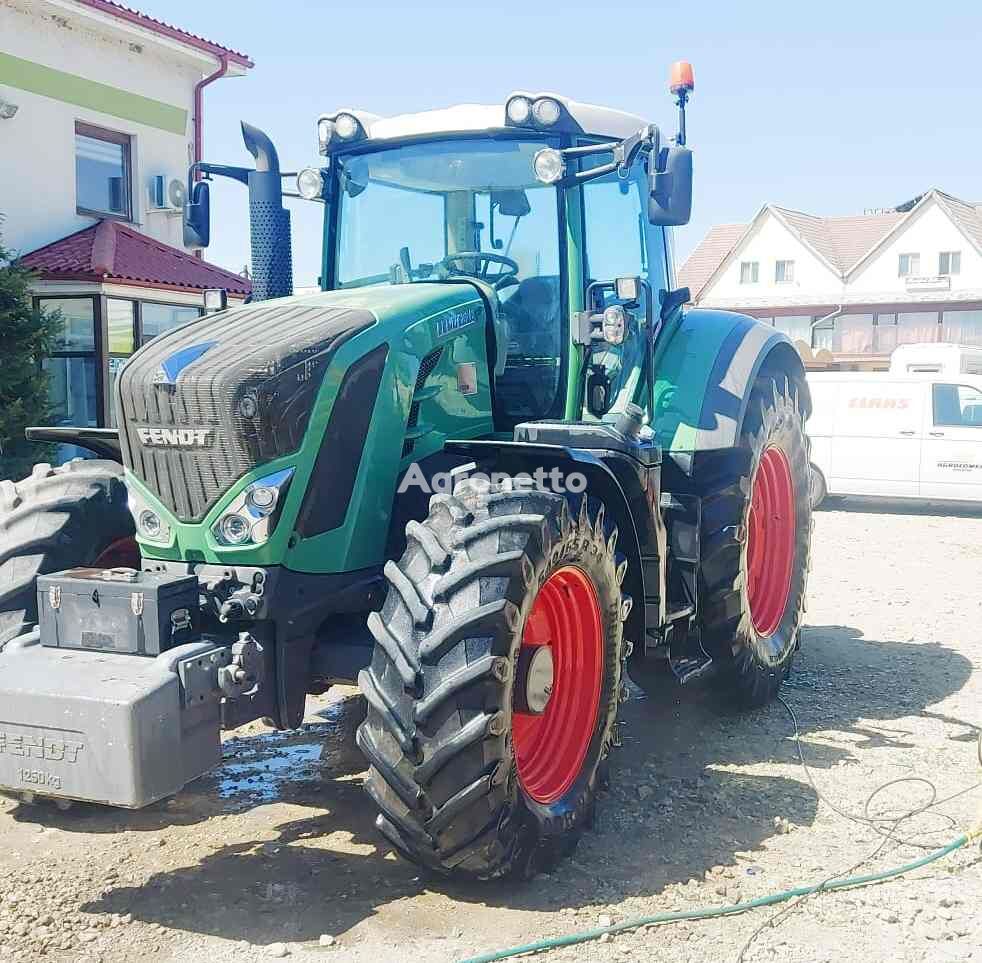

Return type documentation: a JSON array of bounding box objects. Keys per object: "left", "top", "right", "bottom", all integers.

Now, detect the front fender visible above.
[
  {"left": 651, "top": 309, "right": 809, "bottom": 454},
  {"left": 443, "top": 439, "right": 650, "bottom": 655},
  {"left": 25, "top": 426, "right": 121, "bottom": 462}
]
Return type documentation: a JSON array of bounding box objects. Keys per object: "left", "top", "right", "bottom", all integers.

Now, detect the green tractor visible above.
[{"left": 0, "top": 65, "right": 812, "bottom": 878}]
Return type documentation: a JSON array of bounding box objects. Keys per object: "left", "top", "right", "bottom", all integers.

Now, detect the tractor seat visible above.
[{"left": 501, "top": 276, "right": 561, "bottom": 358}]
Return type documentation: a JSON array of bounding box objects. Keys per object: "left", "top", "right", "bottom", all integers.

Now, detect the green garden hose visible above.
[{"left": 460, "top": 828, "right": 981, "bottom": 963}]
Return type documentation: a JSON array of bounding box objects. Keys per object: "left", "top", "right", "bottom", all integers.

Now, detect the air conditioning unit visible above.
[{"left": 149, "top": 175, "right": 187, "bottom": 211}]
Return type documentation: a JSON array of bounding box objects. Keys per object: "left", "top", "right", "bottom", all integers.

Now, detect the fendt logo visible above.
[
  {"left": 0, "top": 731, "right": 84, "bottom": 764},
  {"left": 137, "top": 427, "right": 213, "bottom": 448}
]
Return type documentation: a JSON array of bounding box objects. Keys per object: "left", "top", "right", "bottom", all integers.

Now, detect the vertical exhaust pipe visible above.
[{"left": 241, "top": 122, "right": 293, "bottom": 301}]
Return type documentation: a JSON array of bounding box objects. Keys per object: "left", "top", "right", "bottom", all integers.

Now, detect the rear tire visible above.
[
  {"left": 0, "top": 460, "right": 136, "bottom": 647},
  {"left": 698, "top": 375, "right": 811, "bottom": 708},
  {"left": 357, "top": 476, "right": 628, "bottom": 879}
]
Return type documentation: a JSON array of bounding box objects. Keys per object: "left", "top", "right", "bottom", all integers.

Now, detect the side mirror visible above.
[
  {"left": 648, "top": 146, "right": 692, "bottom": 226},
  {"left": 492, "top": 189, "right": 531, "bottom": 218},
  {"left": 183, "top": 180, "right": 211, "bottom": 248}
]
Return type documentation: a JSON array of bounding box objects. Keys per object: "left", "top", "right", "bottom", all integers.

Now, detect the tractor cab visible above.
[
  {"left": 307, "top": 94, "right": 693, "bottom": 428},
  {"left": 185, "top": 88, "right": 694, "bottom": 430}
]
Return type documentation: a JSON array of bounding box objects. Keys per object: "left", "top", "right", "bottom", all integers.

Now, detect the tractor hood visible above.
[{"left": 116, "top": 283, "right": 490, "bottom": 524}]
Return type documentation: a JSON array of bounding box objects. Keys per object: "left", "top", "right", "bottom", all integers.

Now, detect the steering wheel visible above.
[{"left": 439, "top": 252, "right": 519, "bottom": 289}]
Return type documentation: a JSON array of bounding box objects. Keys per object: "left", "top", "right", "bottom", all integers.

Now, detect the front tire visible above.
[
  {"left": 0, "top": 460, "right": 136, "bottom": 647},
  {"left": 357, "top": 477, "right": 628, "bottom": 879},
  {"left": 699, "top": 375, "right": 811, "bottom": 707}
]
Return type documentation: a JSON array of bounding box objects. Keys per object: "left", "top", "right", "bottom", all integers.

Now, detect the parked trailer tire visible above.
[
  {"left": 358, "top": 477, "right": 629, "bottom": 879},
  {"left": 0, "top": 460, "right": 137, "bottom": 648},
  {"left": 698, "top": 374, "right": 812, "bottom": 707}
]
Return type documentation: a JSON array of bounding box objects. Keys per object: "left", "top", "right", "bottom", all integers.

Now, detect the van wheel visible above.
[{"left": 808, "top": 464, "right": 827, "bottom": 510}]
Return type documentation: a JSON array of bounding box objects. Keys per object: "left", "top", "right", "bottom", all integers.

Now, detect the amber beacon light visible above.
[{"left": 669, "top": 60, "right": 695, "bottom": 145}]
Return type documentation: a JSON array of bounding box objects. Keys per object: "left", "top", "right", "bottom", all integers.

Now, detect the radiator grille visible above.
[{"left": 117, "top": 300, "right": 375, "bottom": 522}]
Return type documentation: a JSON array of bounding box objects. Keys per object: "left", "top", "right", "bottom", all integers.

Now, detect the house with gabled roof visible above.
[
  {"left": 679, "top": 189, "right": 982, "bottom": 370},
  {"left": 0, "top": 0, "right": 252, "bottom": 436}
]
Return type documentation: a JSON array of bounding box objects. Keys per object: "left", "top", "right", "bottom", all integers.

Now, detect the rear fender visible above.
[{"left": 652, "top": 309, "right": 810, "bottom": 459}]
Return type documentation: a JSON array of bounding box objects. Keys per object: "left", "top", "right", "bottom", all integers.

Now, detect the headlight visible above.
[
  {"left": 317, "top": 118, "right": 334, "bottom": 154},
  {"left": 219, "top": 513, "right": 252, "bottom": 545},
  {"left": 129, "top": 491, "right": 172, "bottom": 545},
  {"left": 334, "top": 112, "right": 360, "bottom": 140},
  {"left": 212, "top": 468, "right": 294, "bottom": 548},
  {"left": 602, "top": 305, "right": 628, "bottom": 345},
  {"left": 506, "top": 95, "right": 532, "bottom": 125},
  {"left": 297, "top": 167, "right": 325, "bottom": 200},
  {"left": 532, "top": 97, "right": 561, "bottom": 126},
  {"left": 533, "top": 147, "right": 565, "bottom": 185}
]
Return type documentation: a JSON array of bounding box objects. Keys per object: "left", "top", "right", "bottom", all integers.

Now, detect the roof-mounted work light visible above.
[
  {"left": 317, "top": 111, "right": 368, "bottom": 154},
  {"left": 505, "top": 94, "right": 567, "bottom": 130}
]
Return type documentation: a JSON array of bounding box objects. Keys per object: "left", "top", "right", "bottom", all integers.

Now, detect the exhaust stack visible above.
[{"left": 241, "top": 122, "right": 293, "bottom": 301}]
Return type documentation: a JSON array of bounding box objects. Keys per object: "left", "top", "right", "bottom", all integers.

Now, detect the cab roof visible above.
[{"left": 323, "top": 93, "right": 651, "bottom": 146}]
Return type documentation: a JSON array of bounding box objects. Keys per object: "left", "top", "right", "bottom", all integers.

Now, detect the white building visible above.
[
  {"left": 679, "top": 189, "right": 982, "bottom": 370},
  {"left": 0, "top": 0, "right": 252, "bottom": 430}
]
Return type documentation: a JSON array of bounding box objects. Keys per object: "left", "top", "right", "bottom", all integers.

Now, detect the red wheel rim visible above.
[
  {"left": 92, "top": 536, "right": 140, "bottom": 570},
  {"left": 513, "top": 566, "right": 604, "bottom": 805},
  {"left": 746, "top": 447, "right": 796, "bottom": 637}
]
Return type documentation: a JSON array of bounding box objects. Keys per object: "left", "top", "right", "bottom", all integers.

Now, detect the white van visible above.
[
  {"left": 806, "top": 371, "right": 982, "bottom": 506},
  {"left": 889, "top": 343, "right": 982, "bottom": 377}
]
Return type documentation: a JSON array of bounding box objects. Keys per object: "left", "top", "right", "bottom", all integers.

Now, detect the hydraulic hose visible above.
[{"left": 460, "top": 829, "right": 981, "bottom": 963}]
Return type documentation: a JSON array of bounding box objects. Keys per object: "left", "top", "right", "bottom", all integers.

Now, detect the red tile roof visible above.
[
  {"left": 773, "top": 207, "right": 903, "bottom": 274},
  {"left": 20, "top": 220, "right": 251, "bottom": 296},
  {"left": 71, "top": 0, "right": 252, "bottom": 67},
  {"left": 678, "top": 198, "right": 952, "bottom": 301},
  {"left": 677, "top": 223, "right": 746, "bottom": 299}
]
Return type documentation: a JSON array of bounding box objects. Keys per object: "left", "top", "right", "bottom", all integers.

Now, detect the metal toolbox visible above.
[{"left": 37, "top": 567, "right": 199, "bottom": 656}]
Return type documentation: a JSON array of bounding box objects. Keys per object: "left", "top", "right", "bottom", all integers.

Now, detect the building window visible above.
[
  {"left": 873, "top": 314, "right": 898, "bottom": 354},
  {"left": 739, "top": 261, "right": 759, "bottom": 284},
  {"left": 140, "top": 302, "right": 202, "bottom": 344},
  {"left": 938, "top": 251, "right": 961, "bottom": 276},
  {"left": 896, "top": 311, "right": 941, "bottom": 345},
  {"left": 933, "top": 384, "right": 982, "bottom": 427},
  {"left": 813, "top": 314, "right": 874, "bottom": 354},
  {"left": 38, "top": 297, "right": 99, "bottom": 429},
  {"left": 942, "top": 310, "right": 982, "bottom": 346},
  {"left": 897, "top": 253, "right": 920, "bottom": 277},
  {"left": 773, "top": 314, "right": 812, "bottom": 343},
  {"left": 75, "top": 122, "right": 132, "bottom": 220},
  {"left": 106, "top": 299, "right": 137, "bottom": 428},
  {"left": 775, "top": 260, "right": 795, "bottom": 283}
]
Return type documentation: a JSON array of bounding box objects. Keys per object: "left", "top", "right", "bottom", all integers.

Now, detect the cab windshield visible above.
[{"left": 333, "top": 136, "right": 565, "bottom": 420}]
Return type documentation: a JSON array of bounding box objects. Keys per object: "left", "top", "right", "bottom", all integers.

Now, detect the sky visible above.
[{"left": 143, "top": 0, "right": 982, "bottom": 286}]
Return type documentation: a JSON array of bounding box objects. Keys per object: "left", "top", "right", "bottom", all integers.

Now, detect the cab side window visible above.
[
  {"left": 580, "top": 157, "right": 667, "bottom": 292},
  {"left": 933, "top": 383, "right": 982, "bottom": 427}
]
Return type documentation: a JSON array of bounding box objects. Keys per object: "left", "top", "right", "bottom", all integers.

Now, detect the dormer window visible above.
[
  {"left": 775, "top": 259, "right": 795, "bottom": 283},
  {"left": 939, "top": 251, "right": 961, "bottom": 276},
  {"left": 898, "top": 253, "right": 920, "bottom": 277},
  {"left": 739, "top": 261, "right": 759, "bottom": 284}
]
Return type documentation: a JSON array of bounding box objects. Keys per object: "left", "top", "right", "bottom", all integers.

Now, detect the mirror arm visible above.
[
  {"left": 557, "top": 125, "right": 659, "bottom": 188},
  {"left": 189, "top": 161, "right": 250, "bottom": 189}
]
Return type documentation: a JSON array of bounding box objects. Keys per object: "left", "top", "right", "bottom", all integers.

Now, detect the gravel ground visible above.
[{"left": 1, "top": 498, "right": 981, "bottom": 963}]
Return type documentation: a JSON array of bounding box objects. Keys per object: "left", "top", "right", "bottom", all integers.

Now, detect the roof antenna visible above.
[{"left": 669, "top": 61, "right": 695, "bottom": 146}]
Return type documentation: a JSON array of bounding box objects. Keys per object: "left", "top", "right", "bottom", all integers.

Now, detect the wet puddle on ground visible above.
[{"left": 204, "top": 694, "right": 367, "bottom": 807}]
